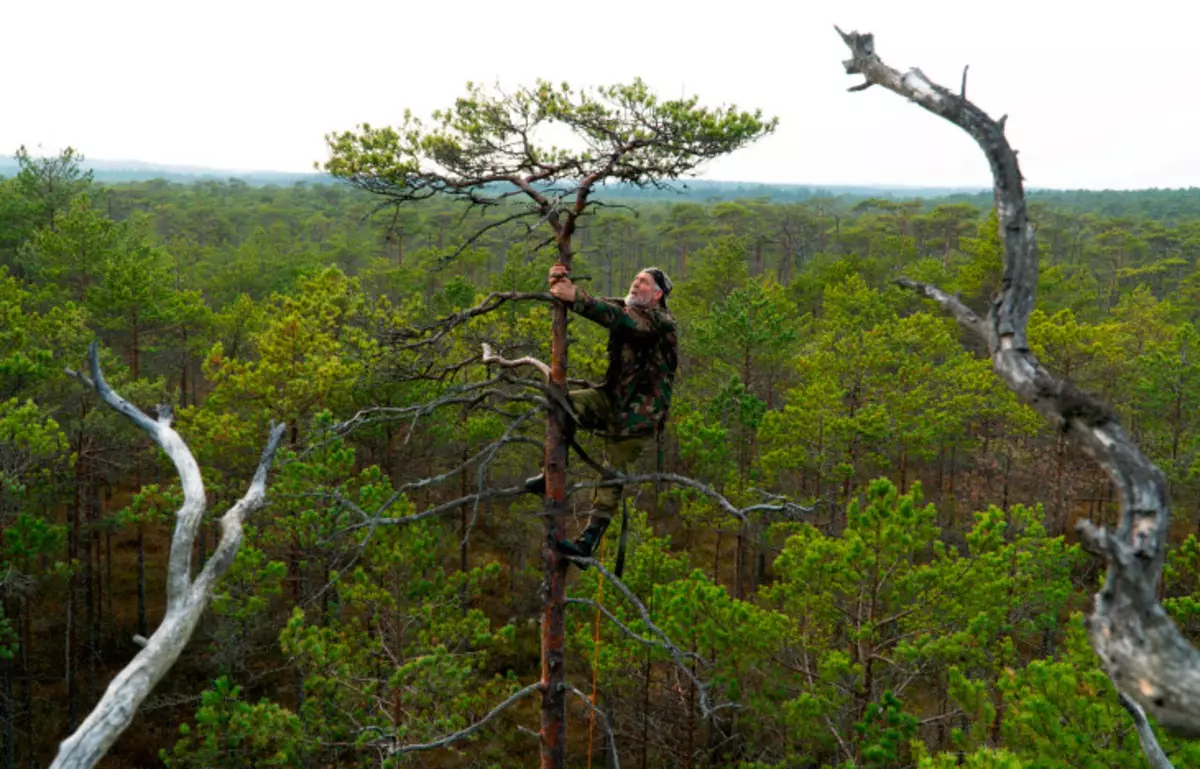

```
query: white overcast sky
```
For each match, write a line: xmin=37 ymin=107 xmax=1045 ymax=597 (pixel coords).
xmin=4 ymin=0 xmax=1195 ymax=190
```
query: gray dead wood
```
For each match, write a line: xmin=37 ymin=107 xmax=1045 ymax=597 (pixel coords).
xmin=836 ymin=25 xmax=1190 ymax=765
xmin=51 ymin=343 xmax=285 ymax=769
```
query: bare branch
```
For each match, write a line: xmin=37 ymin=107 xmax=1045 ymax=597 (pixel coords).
xmin=482 ymin=342 xmax=551 ymax=378
xmin=570 ymin=473 xmax=814 ymax=525
xmin=387 ymin=681 xmax=542 ymax=756
xmin=573 ymin=559 xmax=732 ymax=719
xmin=567 ymin=598 xmax=706 ymax=663
xmin=894 ymin=278 xmax=987 ymax=342
xmin=435 ymin=205 xmax=546 ymax=268
xmin=340 ymin=484 xmax=530 ymax=532
xmin=566 ymin=683 xmax=621 ymax=769
xmin=321 ymin=375 xmax=518 ymax=445
xmin=836 ymin=26 xmax=1035 ymax=347
xmin=837 ymin=25 xmax=1200 ymax=743
xmin=53 ymin=343 xmax=285 ymax=769
xmin=462 ymin=409 xmax=540 ymax=548
xmin=1119 ymin=693 xmax=1174 ymax=769
xmin=389 ymin=291 xmax=554 ymax=351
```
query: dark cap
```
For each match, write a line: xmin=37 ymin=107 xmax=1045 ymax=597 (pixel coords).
xmin=641 ymin=267 xmax=672 ymax=308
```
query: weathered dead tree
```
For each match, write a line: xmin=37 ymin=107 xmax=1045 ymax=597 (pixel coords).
xmin=836 ymin=26 xmax=1183 ymax=768
xmin=51 ymin=343 xmax=285 ymax=769
xmin=325 ymin=78 xmax=774 ymax=769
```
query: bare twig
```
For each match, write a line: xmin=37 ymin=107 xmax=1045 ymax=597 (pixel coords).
xmin=573 ymin=558 xmax=734 ymax=719
xmin=462 ymin=409 xmax=539 ymax=548
xmin=836 ymin=24 xmax=1198 ymax=752
xmin=53 ymin=343 xmax=285 ymax=769
xmin=389 ymin=291 xmax=554 ymax=351
xmin=567 ymin=598 xmax=706 ymax=663
xmin=339 ymin=484 xmax=529 ymax=532
xmin=570 ymin=473 xmax=814 ymax=524
xmin=482 ymin=342 xmax=551 ymax=378
xmin=387 ymin=681 xmax=542 ymax=756
xmin=1119 ymin=693 xmax=1173 ymax=769
xmin=566 ymin=683 xmax=621 ymax=769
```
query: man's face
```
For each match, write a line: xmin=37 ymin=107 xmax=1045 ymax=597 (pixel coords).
xmin=625 ymin=271 xmax=662 ymax=307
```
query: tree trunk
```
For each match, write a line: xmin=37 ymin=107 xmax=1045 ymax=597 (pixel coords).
xmin=686 ymin=644 xmax=696 ymax=769
xmin=1054 ymin=432 xmax=1067 ymax=533
xmin=734 ymin=527 xmax=744 ymax=600
xmin=20 ymin=598 xmax=31 ymax=769
xmin=540 ymin=244 xmax=572 ymax=769
xmin=2 ymin=639 xmax=12 ymax=769
xmin=460 ymin=427 xmax=470 ymax=615
xmin=131 ymin=318 xmax=140 ymax=381
xmin=137 ymin=522 xmax=147 ymax=638
xmin=712 ymin=532 xmax=722 ymax=585
xmin=86 ymin=482 xmax=98 ymax=707
xmin=640 ymin=651 xmax=651 ymax=769
xmin=105 ymin=527 xmax=113 ymax=648
xmin=67 ymin=443 xmax=82 ymax=731
xmin=178 ymin=328 xmax=188 ymax=409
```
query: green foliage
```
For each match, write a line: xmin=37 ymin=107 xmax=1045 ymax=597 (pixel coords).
xmin=856 ymin=691 xmax=918 ymax=768
xmin=162 ymin=677 xmax=304 ymax=769
xmin=323 ymin=78 xmax=777 ymax=190
xmin=13 ymin=134 xmax=1200 ymax=769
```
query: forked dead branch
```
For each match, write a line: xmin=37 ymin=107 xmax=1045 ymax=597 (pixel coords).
xmin=51 ymin=343 xmax=286 ymax=769
xmin=836 ymin=25 xmax=1187 ymax=768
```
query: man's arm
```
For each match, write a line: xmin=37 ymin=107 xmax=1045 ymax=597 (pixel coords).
xmin=570 ymin=289 xmax=675 ymax=337
xmin=547 ymin=266 xmax=674 ymax=337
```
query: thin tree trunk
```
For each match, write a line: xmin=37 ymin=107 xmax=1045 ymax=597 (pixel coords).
xmin=734 ymin=526 xmax=745 ymax=600
xmin=105 ymin=527 xmax=113 ymax=647
xmin=137 ymin=522 xmax=146 ymax=638
xmin=460 ymin=427 xmax=470 ymax=615
xmin=640 ymin=650 xmax=650 ymax=769
xmin=712 ymin=532 xmax=722 ymax=585
xmin=131 ymin=320 xmax=140 ymax=381
xmin=686 ymin=639 xmax=696 ymax=769
xmin=1054 ymin=432 xmax=1067 ymax=534
xmin=20 ymin=597 xmax=31 ymax=769
xmin=67 ymin=443 xmax=82 ymax=731
xmin=179 ymin=328 xmax=188 ymax=409
xmin=86 ymin=482 xmax=99 ymax=707
xmin=1 ymin=626 xmax=12 ymax=769
xmin=540 ymin=243 xmax=572 ymax=769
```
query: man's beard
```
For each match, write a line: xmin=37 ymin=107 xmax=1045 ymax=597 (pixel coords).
xmin=625 ymin=291 xmax=650 ymax=307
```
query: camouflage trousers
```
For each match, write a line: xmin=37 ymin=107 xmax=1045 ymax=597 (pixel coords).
xmin=568 ymin=388 xmax=650 ymax=522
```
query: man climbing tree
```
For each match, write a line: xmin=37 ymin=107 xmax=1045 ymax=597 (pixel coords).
xmin=323 ymin=77 xmax=775 ymax=768
xmin=526 ymin=264 xmax=678 ymax=562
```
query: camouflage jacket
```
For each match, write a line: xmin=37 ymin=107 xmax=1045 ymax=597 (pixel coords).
xmin=570 ymin=290 xmax=678 ymax=438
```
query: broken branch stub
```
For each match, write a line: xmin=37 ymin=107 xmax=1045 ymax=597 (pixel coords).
xmin=836 ymin=25 xmax=1200 ymax=750
xmin=52 ymin=343 xmax=286 ymax=769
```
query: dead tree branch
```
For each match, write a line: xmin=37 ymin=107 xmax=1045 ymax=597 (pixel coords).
xmin=567 ymin=598 xmax=707 ymax=664
xmin=573 ymin=558 xmax=733 ymax=719
xmin=389 ymin=291 xmax=553 ymax=351
xmin=53 ymin=343 xmax=285 ymax=769
xmin=482 ymin=342 xmax=551 ymax=378
xmin=387 ymin=681 xmax=542 ymax=756
xmin=1120 ymin=693 xmax=1174 ymax=769
xmin=571 ymin=473 xmax=814 ymax=525
xmin=566 ymin=683 xmax=621 ymax=769
xmin=836 ymin=26 xmax=1190 ymax=758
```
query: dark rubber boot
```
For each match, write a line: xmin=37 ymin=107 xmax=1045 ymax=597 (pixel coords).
xmin=557 ymin=517 xmax=610 ymax=568
xmin=524 ymin=473 xmax=546 ymax=496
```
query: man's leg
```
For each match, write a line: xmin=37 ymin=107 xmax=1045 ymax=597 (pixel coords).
xmin=561 ymin=434 xmax=648 ymax=561
xmin=524 ymin=388 xmax=612 ymax=495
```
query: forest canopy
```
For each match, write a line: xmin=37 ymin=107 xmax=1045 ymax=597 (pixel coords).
xmin=6 ymin=65 xmax=1200 ymax=768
